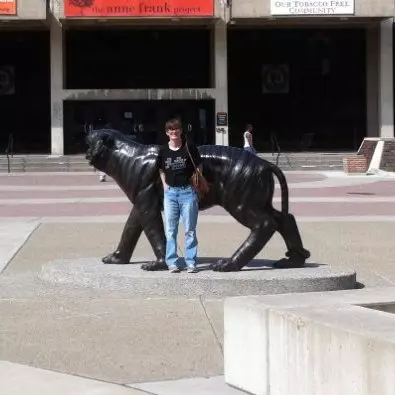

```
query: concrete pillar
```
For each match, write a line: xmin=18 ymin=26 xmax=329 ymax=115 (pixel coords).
xmin=214 ymin=21 xmax=228 ymax=146
xmin=50 ymin=16 xmax=64 ymax=155
xmin=379 ymin=18 xmax=394 ymax=138
xmin=366 ymin=25 xmax=379 ymax=138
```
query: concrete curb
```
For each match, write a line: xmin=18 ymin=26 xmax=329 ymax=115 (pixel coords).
xmin=128 ymin=375 xmax=245 ymax=394
xmin=0 ymin=222 xmax=39 ymax=274
xmin=39 ymin=257 xmax=357 ymax=298
xmin=0 ymin=361 xmax=148 ymax=395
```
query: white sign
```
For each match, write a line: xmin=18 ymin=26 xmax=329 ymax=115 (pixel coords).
xmin=271 ymin=0 xmax=354 ymax=16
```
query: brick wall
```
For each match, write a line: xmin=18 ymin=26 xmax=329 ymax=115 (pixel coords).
xmin=343 ymin=156 xmax=368 ymax=174
xmin=380 ymin=141 xmax=395 ymax=170
xmin=357 ymin=140 xmax=377 ymax=168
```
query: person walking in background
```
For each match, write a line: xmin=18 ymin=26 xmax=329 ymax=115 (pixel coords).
xmin=99 ymin=171 xmax=106 ymax=182
xmin=94 ymin=116 xmax=108 ymax=182
xmin=243 ymin=124 xmax=256 ymax=154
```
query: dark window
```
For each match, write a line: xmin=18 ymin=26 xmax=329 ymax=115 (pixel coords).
xmin=228 ymin=28 xmax=366 ymax=151
xmin=0 ymin=31 xmax=50 ymax=153
xmin=65 ymin=28 xmax=212 ymax=89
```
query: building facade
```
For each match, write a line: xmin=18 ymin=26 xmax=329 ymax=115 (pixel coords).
xmin=0 ymin=0 xmax=393 ymax=154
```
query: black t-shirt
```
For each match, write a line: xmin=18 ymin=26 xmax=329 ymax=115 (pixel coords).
xmin=158 ymin=143 xmax=202 ymax=187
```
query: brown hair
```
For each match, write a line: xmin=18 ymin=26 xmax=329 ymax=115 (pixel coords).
xmin=246 ymin=124 xmax=253 ymax=132
xmin=165 ymin=118 xmax=182 ymax=131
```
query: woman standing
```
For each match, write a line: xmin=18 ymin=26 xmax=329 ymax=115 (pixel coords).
xmin=157 ymin=118 xmax=202 ymax=273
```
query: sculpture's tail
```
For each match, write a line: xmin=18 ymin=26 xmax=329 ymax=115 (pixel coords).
xmin=269 ymin=164 xmax=289 ymax=215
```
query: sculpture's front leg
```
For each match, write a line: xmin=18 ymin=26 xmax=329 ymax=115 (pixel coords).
xmin=102 ymin=206 xmax=142 ymax=265
xmin=140 ymin=209 xmax=167 ymax=271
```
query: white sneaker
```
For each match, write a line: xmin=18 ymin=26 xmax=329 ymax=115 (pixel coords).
xmin=187 ymin=267 xmax=198 ymax=273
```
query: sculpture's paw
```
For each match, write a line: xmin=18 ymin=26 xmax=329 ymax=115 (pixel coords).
xmin=141 ymin=260 xmax=168 ymax=271
xmin=210 ymin=259 xmax=240 ymax=272
xmin=273 ymin=257 xmax=305 ymax=269
xmin=102 ymin=252 xmax=129 ymax=265
xmin=286 ymin=248 xmax=311 ymax=261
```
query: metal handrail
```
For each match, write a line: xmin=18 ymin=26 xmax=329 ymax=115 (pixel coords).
xmin=270 ymin=132 xmax=292 ymax=168
xmin=5 ymin=134 xmax=14 ymax=174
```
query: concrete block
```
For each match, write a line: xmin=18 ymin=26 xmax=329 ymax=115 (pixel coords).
xmin=224 ymin=298 xmax=270 ymax=395
xmin=224 ymin=287 xmax=395 ymax=395
xmin=269 ymin=304 xmax=395 ymax=395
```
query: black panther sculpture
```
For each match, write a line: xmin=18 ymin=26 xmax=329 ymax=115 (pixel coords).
xmin=86 ymin=129 xmax=310 ymax=272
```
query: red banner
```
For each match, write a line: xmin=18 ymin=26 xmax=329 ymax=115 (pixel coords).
xmin=65 ymin=0 xmax=213 ymax=17
xmin=0 ymin=0 xmax=16 ymax=15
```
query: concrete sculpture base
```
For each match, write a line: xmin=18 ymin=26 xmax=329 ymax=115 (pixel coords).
xmin=39 ymin=258 xmax=356 ymax=298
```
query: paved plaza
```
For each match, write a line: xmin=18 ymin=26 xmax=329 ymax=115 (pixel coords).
xmin=0 ymin=170 xmax=395 ymax=394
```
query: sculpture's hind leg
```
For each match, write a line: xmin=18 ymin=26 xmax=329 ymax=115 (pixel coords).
xmin=272 ymin=210 xmax=310 ymax=268
xmin=210 ymin=213 xmax=277 ymax=272
xmin=103 ymin=206 xmax=142 ymax=265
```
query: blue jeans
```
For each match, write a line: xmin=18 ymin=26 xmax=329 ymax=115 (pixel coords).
xmin=163 ymin=186 xmax=199 ymax=269
xmin=244 ymin=146 xmax=256 ymax=154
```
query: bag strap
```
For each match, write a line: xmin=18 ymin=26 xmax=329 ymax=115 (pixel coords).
xmin=185 ymin=140 xmax=199 ymax=173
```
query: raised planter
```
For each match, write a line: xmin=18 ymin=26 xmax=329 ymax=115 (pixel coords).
xmin=343 ymin=155 xmax=368 ymax=174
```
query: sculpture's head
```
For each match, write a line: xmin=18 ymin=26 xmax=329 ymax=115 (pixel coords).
xmin=85 ymin=129 xmax=119 ymax=173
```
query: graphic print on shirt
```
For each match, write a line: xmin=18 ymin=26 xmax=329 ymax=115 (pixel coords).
xmin=165 ymin=156 xmax=187 ymax=171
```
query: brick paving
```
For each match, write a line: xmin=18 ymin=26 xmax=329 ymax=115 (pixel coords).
xmin=0 ymin=172 xmax=393 ymax=218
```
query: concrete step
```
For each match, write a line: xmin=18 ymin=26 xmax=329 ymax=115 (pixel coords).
xmin=278 ymin=166 xmax=344 ymax=171
xmin=0 ymin=159 xmax=25 ymax=165
xmin=24 ymin=160 xmax=88 ymax=165
xmin=24 ymin=167 xmax=94 ymax=173
xmin=0 ymin=153 xmax=349 ymax=173
xmin=260 ymin=153 xmax=347 ymax=170
xmin=265 ymin=160 xmax=344 ymax=165
xmin=23 ymin=163 xmax=91 ymax=169
xmin=0 ymin=165 xmax=25 ymax=173
xmin=260 ymin=155 xmax=347 ymax=161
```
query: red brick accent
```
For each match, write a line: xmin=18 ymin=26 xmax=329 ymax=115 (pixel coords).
xmin=380 ymin=141 xmax=395 ymax=170
xmin=343 ymin=155 xmax=367 ymax=174
xmin=357 ymin=140 xmax=377 ymax=168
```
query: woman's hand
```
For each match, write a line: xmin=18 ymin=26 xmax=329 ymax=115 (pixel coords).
xmin=160 ymin=170 xmax=168 ymax=191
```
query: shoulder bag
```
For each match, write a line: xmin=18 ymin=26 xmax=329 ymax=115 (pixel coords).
xmin=185 ymin=143 xmax=210 ymax=198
